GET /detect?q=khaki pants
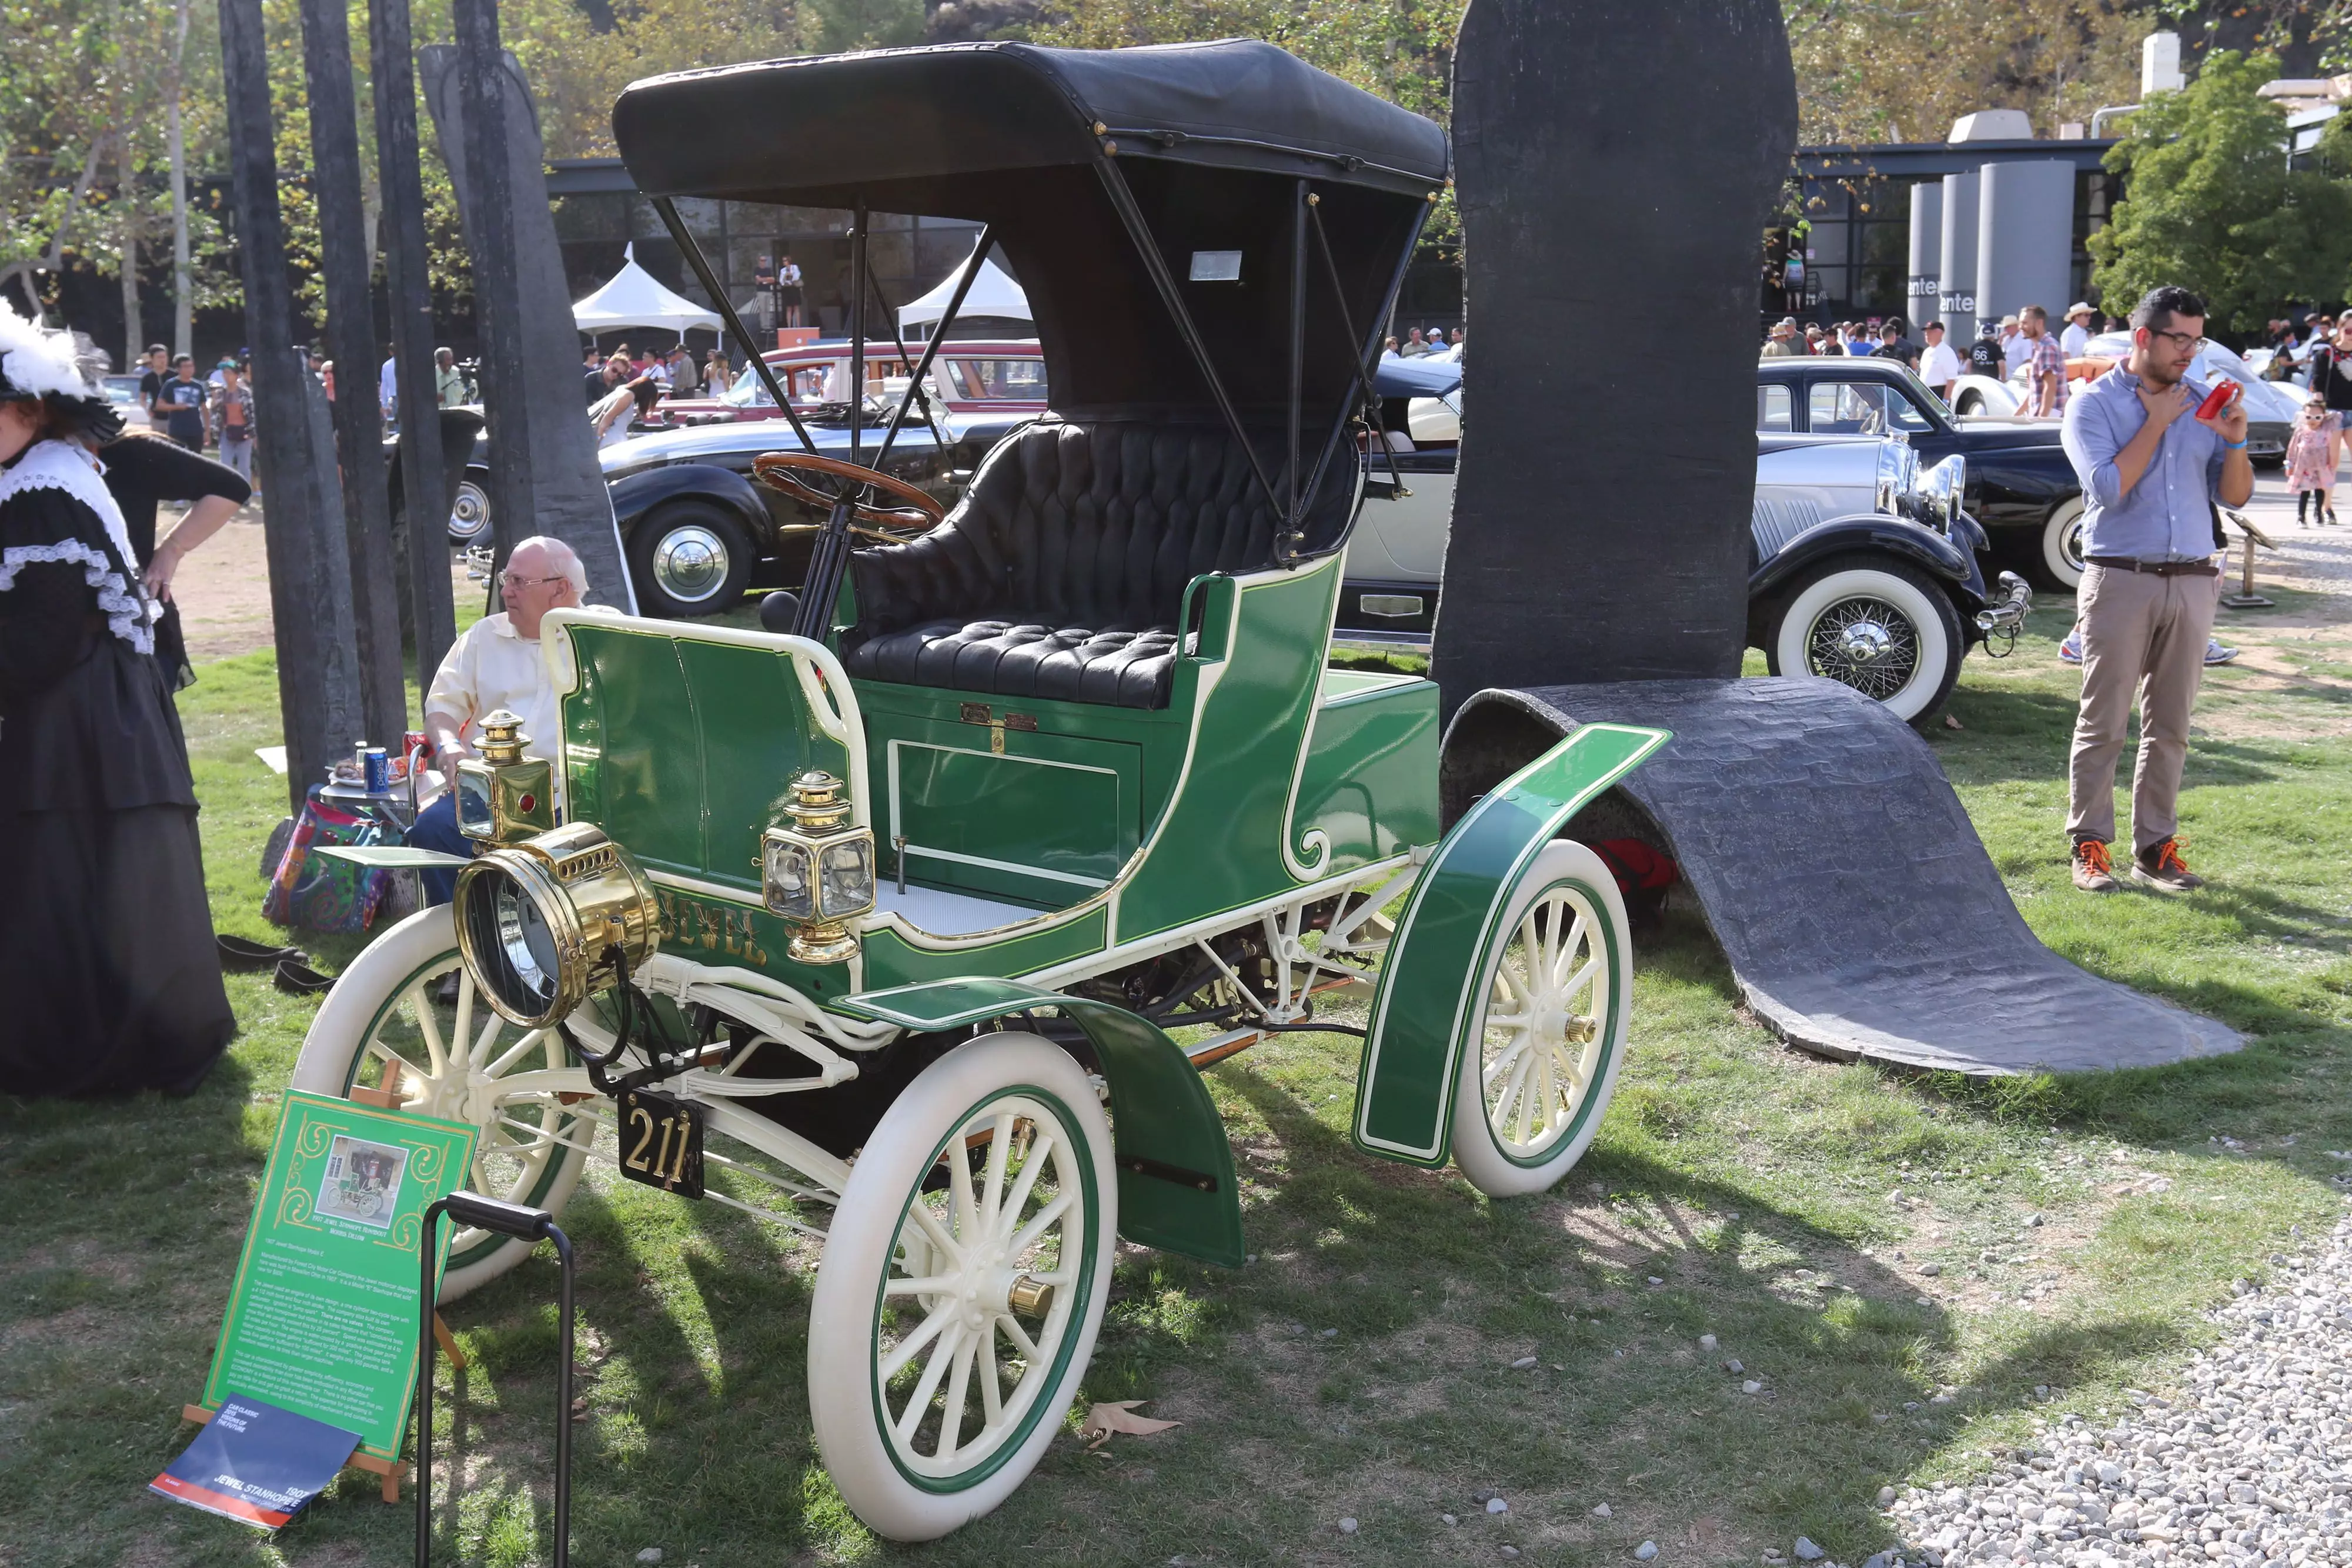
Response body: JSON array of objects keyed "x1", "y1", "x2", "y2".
[{"x1": 2066, "y1": 562, "x2": 2220, "y2": 852}]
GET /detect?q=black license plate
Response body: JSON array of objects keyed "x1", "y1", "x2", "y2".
[{"x1": 617, "y1": 1087, "x2": 705, "y2": 1199}]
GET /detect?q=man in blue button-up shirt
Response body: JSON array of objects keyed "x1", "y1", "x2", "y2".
[{"x1": 2057, "y1": 285, "x2": 2251, "y2": 894}]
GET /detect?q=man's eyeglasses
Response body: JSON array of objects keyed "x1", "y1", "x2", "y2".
[
  {"x1": 2147, "y1": 327, "x2": 2207, "y2": 352},
  {"x1": 499, "y1": 572, "x2": 568, "y2": 591}
]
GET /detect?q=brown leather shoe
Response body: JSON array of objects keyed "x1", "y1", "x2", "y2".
[
  {"x1": 2072, "y1": 837, "x2": 2119, "y2": 892},
  {"x1": 2132, "y1": 838, "x2": 2205, "y2": 893}
]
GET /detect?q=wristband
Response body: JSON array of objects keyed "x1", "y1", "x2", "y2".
[{"x1": 2223, "y1": 439, "x2": 2247, "y2": 450}]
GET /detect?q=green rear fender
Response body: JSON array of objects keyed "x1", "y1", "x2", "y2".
[
  {"x1": 1350, "y1": 723, "x2": 1671, "y2": 1168},
  {"x1": 829, "y1": 978, "x2": 1245, "y2": 1268}
]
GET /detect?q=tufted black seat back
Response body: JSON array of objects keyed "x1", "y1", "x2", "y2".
[{"x1": 842, "y1": 419, "x2": 1291, "y2": 707}]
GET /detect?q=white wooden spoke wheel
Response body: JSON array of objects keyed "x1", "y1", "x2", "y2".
[
  {"x1": 808, "y1": 1034, "x2": 1117, "y2": 1541},
  {"x1": 289, "y1": 906, "x2": 589, "y2": 1300},
  {"x1": 1451, "y1": 841, "x2": 1632, "y2": 1196}
]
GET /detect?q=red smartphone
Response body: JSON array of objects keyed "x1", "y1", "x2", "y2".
[{"x1": 2196, "y1": 382, "x2": 2239, "y2": 421}]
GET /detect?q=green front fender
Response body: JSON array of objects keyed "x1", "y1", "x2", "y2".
[
  {"x1": 1351, "y1": 722, "x2": 1670, "y2": 1168},
  {"x1": 827, "y1": 978, "x2": 1245, "y2": 1268}
]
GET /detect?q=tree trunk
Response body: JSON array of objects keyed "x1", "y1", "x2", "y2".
[
  {"x1": 300, "y1": 0, "x2": 409, "y2": 750},
  {"x1": 219, "y1": 0, "x2": 366, "y2": 812},
  {"x1": 119, "y1": 197, "x2": 141, "y2": 373},
  {"x1": 169, "y1": 0, "x2": 193, "y2": 359}
]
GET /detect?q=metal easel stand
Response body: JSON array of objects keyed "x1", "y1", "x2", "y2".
[
  {"x1": 2221, "y1": 506, "x2": 2277, "y2": 609},
  {"x1": 416, "y1": 1193, "x2": 573, "y2": 1568}
]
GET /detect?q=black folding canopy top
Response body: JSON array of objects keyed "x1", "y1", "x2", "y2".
[
  {"x1": 612, "y1": 39, "x2": 1448, "y2": 503},
  {"x1": 613, "y1": 39, "x2": 1449, "y2": 204}
]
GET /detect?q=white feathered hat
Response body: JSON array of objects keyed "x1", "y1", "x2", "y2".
[{"x1": 0, "y1": 301, "x2": 122, "y2": 440}]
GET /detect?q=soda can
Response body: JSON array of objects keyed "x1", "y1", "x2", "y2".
[{"x1": 362, "y1": 745, "x2": 390, "y2": 794}]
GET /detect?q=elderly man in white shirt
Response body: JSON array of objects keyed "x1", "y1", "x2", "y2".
[{"x1": 406, "y1": 534, "x2": 594, "y2": 904}]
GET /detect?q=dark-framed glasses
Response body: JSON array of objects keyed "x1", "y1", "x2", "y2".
[{"x1": 2148, "y1": 327, "x2": 2207, "y2": 352}]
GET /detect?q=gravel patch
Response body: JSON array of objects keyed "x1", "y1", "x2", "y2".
[{"x1": 1885, "y1": 1213, "x2": 2352, "y2": 1568}]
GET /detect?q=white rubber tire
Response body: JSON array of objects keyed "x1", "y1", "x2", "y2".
[
  {"x1": 289, "y1": 903, "x2": 589, "y2": 1302},
  {"x1": 1768, "y1": 560, "x2": 1962, "y2": 723},
  {"x1": 1450, "y1": 841, "x2": 1633, "y2": 1198},
  {"x1": 2039, "y1": 496, "x2": 2087, "y2": 591},
  {"x1": 808, "y1": 1032, "x2": 1118, "y2": 1542}
]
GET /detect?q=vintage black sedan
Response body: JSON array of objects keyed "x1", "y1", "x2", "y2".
[{"x1": 1756, "y1": 355, "x2": 2087, "y2": 590}]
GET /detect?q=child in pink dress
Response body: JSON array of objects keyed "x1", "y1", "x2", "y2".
[{"x1": 2287, "y1": 396, "x2": 2336, "y2": 525}]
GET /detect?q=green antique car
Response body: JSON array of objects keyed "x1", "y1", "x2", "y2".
[{"x1": 294, "y1": 38, "x2": 1665, "y2": 1540}]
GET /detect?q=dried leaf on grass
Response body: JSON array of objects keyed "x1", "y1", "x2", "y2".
[{"x1": 1083, "y1": 1399, "x2": 1180, "y2": 1450}]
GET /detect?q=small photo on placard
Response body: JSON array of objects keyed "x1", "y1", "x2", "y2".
[
  {"x1": 316, "y1": 1135, "x2": 407, "y2": 1229},
  {"x1": 1188, "y1": 250, "x2": 1242, "y2": 283}
]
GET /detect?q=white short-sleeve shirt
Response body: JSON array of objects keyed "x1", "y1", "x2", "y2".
[{"x1": 423, "y1": 611, "x2": 602, "y2": 801}]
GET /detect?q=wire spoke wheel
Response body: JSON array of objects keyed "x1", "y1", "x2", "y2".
[
  {"x1": 1480, "y1": 885, "x2": 1610, "y2": 1161},
  {"x1": 1451, "y1": 841, "x2": 1632, "y2": 1197},
  {"x1": 875, "y1": 1101, "x2": 1078, "y2": 1477},
  {"x1": 809, "y1": 1033, "x2": 1115, "y2": 1541},
  {"x1": 290, "y1": 908, "x2": 590, "y2": 1298},
  {"x1": 1804, "y1": 594, "x2": 1920, "y2": 698}
]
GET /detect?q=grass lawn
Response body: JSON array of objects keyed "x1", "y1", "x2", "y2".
[{"x1": 5, "y1": 601, "x2": 2351, "y2": 1568}]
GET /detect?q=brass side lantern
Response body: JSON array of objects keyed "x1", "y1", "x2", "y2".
[
  {"x1": 456, "y1": 710, "x2": 557, "y2": 845},
  {"x1": 761, "y1": 770, "x2": 876, "y2": 964}
]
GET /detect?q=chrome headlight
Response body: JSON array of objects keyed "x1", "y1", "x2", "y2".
[
  {"x1": 1902, "y1": 454, "x2": 1967, "y2": 534},
  {"x1": 760, "y1": 770, "x2": 874, "y2": 965},
  {"x1": 454, "y1": 823, "x2": 662, "y2": 1027},
  {"x1": 1872, "y1": 438, "x2": 1918, "y2": 519}
]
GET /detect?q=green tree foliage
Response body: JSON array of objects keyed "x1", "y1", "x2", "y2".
[
  {"x1": 2087, "y1": 50, "x2": 2352, "y2": 333},
  {"x1": 1785, "y1": 0, "x2": 2145, "y2": 145}
]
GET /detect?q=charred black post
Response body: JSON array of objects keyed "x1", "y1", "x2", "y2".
[
  {"x1": 219, "y1": 0, "x2": 363, "y2": 811},
  {"x1": 299, "y1": 0, "x2": 406, "y2": 747},
  {"x1": 369, "y1": 0, "x2": 456, "y2": 688},
  {"x1": 1431, "y1": 0, "x2": 1796, "y2": 713},
  {"x1": 422, "y1": 24, "x2": 635, "y2": 610},
  {"x1": 450, "y1": 0, "x2": 527, "y2": 577}
]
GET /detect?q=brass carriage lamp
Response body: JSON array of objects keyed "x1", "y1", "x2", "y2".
[
  {"x1": 456, "y1": 710, "x2": 557, "y2": 844},
  {"x1": 761, "y1": 770, "x2": 876, "y2": 964}
]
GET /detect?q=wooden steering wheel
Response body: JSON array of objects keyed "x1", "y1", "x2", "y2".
[{"x1": 753, "y1": 451, "x2": 947, "y2": 536}]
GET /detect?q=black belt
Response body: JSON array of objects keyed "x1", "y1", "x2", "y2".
[{"x1": 2086, "y1": 556, "x2": 2219, "y2": 577}]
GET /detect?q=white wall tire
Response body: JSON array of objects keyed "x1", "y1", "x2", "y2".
[
  {"x1": 1766, "y1": 556, "x2": 1962, "y2": 723},
  {"x1": 808, "y1": 1033, "x2": 1117, "y2": 1542},
  {"x1": 289, "y1": 904, "x2": 589, "y2": 1302},
  {"x1": 2037, "y1": 496, "x2": 2086, "y2": 591},
  {"x1": 1450, "y1": 841, "x2": 1632, "y2": 1198}
]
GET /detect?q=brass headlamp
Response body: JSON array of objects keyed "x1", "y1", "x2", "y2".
[
  {"x1": 453, "y1": 822, "x2": 662, "y2": 1028},
  {"x1": 456, "y1": 710, "x2": 556, "y2": 845},
  {"x1": 761, "y1": 770, "x2": 876, "y2": 964}
]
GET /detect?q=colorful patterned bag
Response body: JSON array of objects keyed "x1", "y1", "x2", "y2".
[{"x1": 263, "y1": 787, "x2": 394, "y2": 933}]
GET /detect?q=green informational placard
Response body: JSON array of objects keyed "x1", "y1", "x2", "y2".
[{"x1": 200, "y1": 1092, "x2": 480, "y2": 1461}]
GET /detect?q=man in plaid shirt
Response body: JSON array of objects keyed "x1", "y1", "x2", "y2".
[{"x1": 2022, "y1": 303, "x2": 2067, "y2": 417}]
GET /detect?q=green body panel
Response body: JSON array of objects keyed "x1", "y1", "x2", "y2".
[
  {"x1": 833, "y1": 978, "x2": 1245, "y2": 1266},
  {"x1": 560, "y1": 621, "x2": 850, "y2": 894},
  {"x1": 1110, "y1": 556, "x2": 1345, "y2": 941},
  {"x1": 1294, "y1": 672, "x2": 1442, "y2": 871},
  {"x1": 1351, "y1": 723, "x2": 1672, "y2": 1168},
  {"x1": 880, "y1": 718, "x2": 1143, "y2": 905}
]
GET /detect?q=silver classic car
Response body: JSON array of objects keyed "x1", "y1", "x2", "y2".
[{"x1": 1337, "y1": 366, "x2": 2029, "y2": 723}]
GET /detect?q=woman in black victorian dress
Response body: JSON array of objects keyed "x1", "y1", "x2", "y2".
[{"x1": 0, "y1": 308, "x2": 233, "y2": 1096}]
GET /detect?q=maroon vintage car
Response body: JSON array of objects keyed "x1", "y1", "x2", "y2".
[{"x1": 661, "y1": 336, "x2": 1047, "y2": 424}]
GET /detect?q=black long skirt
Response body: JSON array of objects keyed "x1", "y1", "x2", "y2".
[{"x1": 0, "y1": 797, "x2": 234, "y2": 1097}]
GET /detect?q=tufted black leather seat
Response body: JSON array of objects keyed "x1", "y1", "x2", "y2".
[{"x1": 843, "y1": 419, "x2": 1286, "y2": 708}]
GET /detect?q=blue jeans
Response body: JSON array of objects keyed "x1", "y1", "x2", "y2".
[{"x1": 408, "y1": 792, "x2": 475, "y2": 905}]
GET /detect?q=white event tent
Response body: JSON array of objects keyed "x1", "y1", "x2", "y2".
[
  {"x1": 899, "y1": 250, "x2": 1032, "y2": 339},
  {"x1": 572, "y1": 243, "x2": 722, "y2": 340}
]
